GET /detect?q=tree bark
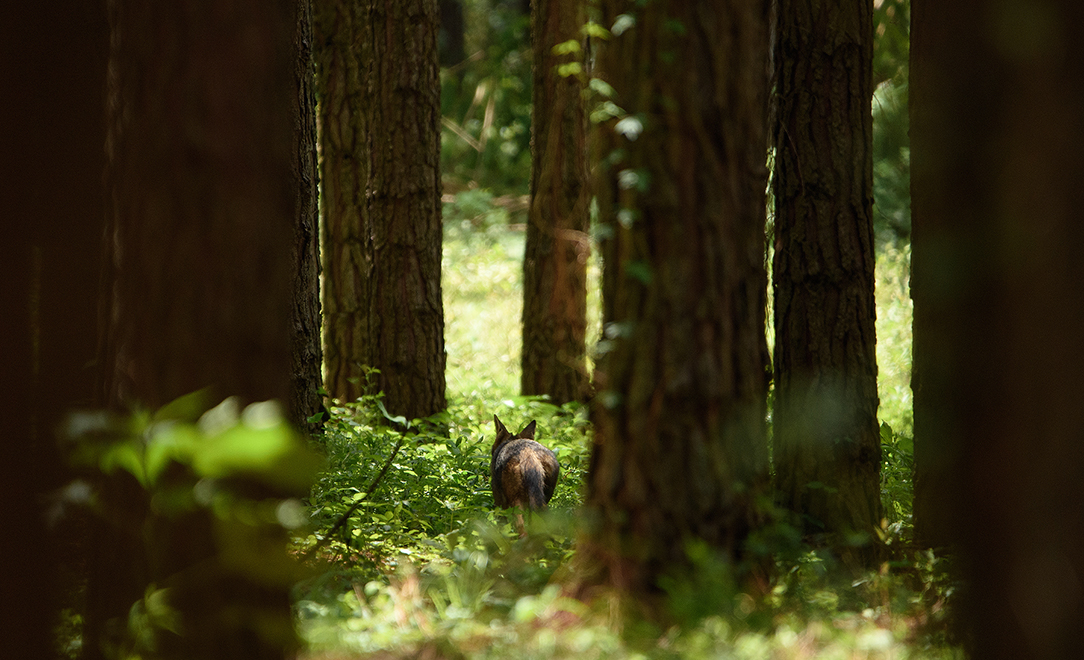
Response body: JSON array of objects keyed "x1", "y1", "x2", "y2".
[
  {"x1": 0, "y1": 1, "x2": 108, "y2": 656},
  {"x1": 316, "y1": 0, "x2": 372, "y2": 405},
  {"x1": 582, "y1": 0, "x2": 771, "y2": 600},
  {"x1": 771, "y1": 0, "x2": 881, "y2": 562},
  {"x1": 94, "y1": 1, "x2": 302, "y2": 657},
  {"x1": 319, "y1": 0, "x2": 447, "y2": 421},
  {"x1": 289, "y1": 0, "x2": 327, "y2": 433},
  {"x1": 912, "y1": 1, "x2": 1084, "y2": 656},
  {"x1": 521, "y1": 0, "x2": 591, "y2": 405}
]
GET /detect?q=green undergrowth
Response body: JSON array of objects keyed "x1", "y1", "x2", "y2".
[{"x1": 294, "y1": 204, "x2": 951, "y2": 658}]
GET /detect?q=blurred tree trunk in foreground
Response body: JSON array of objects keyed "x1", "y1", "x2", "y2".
[
  {"x1": 521, "y1": 0, "x2": 591, "y2": 405},
  {"x1": 92, "y1": 1, "x2": 305, "y2": 657},
  {"x1": 772, "y1": 0, "x2": 882, "y2": 565},
  {"x1": 0, "y1": 1, "x2": 108, "y2": 656},
  {"x1": 318, "y1": 0, "x2": 447, "y2": 421},
  {"x1": 911, "y1": 0, "x2": 1084, "y2": 656},
  {"x1": 581, "y1": 0, "x2": 772, "y2": 604}
]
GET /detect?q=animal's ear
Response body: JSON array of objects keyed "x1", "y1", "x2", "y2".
[
  {"x1": 519, "y1": 420, "x2": 537, "y2": 439},
  {"x1": 494, "y1": 415, "x2": 509, "y2": 441}
]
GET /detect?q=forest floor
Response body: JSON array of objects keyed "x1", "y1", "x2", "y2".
[{"x1": 295, "y1": 207, "x2": 959, "y2": 659}]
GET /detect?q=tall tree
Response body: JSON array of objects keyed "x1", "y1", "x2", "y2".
[
  {"x1": 290, "y1": 0, "x2": 327, "y2": 432},
  {"x1": 771, "y1": 0, "x2": 881, "y2": 561},
  {"x1": 1, "y1": 1, "x2": 108, "y2": 655},
  {"x1": 581, "y1": 0, "x2": 772, "y2": 599},
  {"x1": 911, "y1": 1, "x2": 1084, "y2": 655},
  {"x1": 316, "y1": 0, "x2": 370, "y2": 406},
  {"x1": 317, "y1": 0, "x2": 447, "y2": 421},
  {"x1": 91, "y1": 1, "x2": 306, "y2": 657},
  {"x1": 521, "y1": 0, "x2": 591, "y2": 404}
]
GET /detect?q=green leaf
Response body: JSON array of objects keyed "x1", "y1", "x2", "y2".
[
  {"x1": 612, "y1": 13, "x2": 635, "y2": 36},
  {"x1": 557, "y1": 62, "x2": 583, "y2": 78},
  {"x1": 588, "y1": 77, "x2": 616, "y2": 98},
  {"x1": 582, "y1": 21, "x2": 610, "y2": 40},
  {"x1": 551, "y1": 39, "x2": 581, "y2": 55}
]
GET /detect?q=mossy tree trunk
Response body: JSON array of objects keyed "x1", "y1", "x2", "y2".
[
  {"x1": 582, "y1": 0, "x2": 772, "y2": 600},
  {"x1": 521, "y1": 0, "x2": 591, "y2": 405},
  {"x1": 318, "y1": 0, "x2": 447, "y2": 421},
  {"x1": 771, "y1": 0, "x2": 881, "y2": 563}
]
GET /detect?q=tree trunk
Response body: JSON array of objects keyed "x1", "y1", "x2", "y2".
[
  {"x1": 771, "y1": 0, "x2": 881, "y2": 562},
  {"x1": 911, "y1": 1, "x2": 1084, "y2": 656},
  {"x1": 290, "y1": 0, "x2": 326, "y2": 432},
  {"x1": 361, "y1": 0, "x2": 447, "y2": 421},
  {"x1": 0, "y1": 2, "x2": 108, "y2": 656},
  {"x1": 316, "y1": 0, "x2": 372, "y2": 405},
  {"x1": 582, "y1": 0, "x2": 771, "y2": 600},
  {"x1": 521, "y1": 0, "x2": 591, "y2": 405},
  {"x1": 94, "y1": 1, "x2": 302, "y2": 657},
  {"x1": 319, "y1": 0, "x2": 447, "y2": 421},
  {"x1": 438, "y1": 0, "x2": 466, "y2": 67},
  {"x1": 908, "y1": 0, "x2": 952, "y2": 553}
]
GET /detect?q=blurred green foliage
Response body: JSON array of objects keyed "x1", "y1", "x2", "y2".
[
  {"x1": 441, "y1": 0, "x2": 533, "y2": 194},
  {"x1": 873, "y1": 0, "x2": 911, "y2": 244},
  {"x1": 59, "y1": 394, "x2": 322, "y2": 659}
]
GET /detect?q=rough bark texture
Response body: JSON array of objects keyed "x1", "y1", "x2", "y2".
[
  {"x1": 290, "y1": 0, "x2": 327, "y2": 432},
  {"x1": 318, "y1": 0, "x2": 447, "y2": 421},
  {"x1": 521, "y1": 0, "x2": 591, "y2": 404},
  {"x1": 95, "y1": 1, "x2": 301, "y2": 657},
  {"x1": 0, "y1": 2, "x2": 107, "y2": 655},
  {"x1": 316, "y1": 0, "x2": 372, "y2": 405},
  {"x1": 583, "y1": 0, "x2": 771, "y2": 598},
  {"x1": 771, "y1": 0, "x2": 881, "y2": 559},
  {"x1": 911, "y1": 1, "x2": 1084, "y2": 656}
]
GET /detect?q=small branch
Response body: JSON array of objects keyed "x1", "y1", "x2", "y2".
[{"x1": 302, "y1": 435, "x2": 406, "y2": 562}]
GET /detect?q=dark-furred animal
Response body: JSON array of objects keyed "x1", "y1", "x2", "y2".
[{"x1": 490, "y1": 415, "x2": 559, "y2": 511}]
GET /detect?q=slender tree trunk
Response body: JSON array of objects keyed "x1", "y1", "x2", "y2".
[
  {"x1": 772, "y1": 0, "x2": 881, "y2": 562},
  {"x1": 94, "y1": 1, "x2": 301, "y2": 657},
  {"x1": 291, "y1": 0, "x2": 326, "y2": 432},
  {"x1": 521, "y1": 0, "x2": 591, "y2": 405},
  {"x1": 316, "y1": 0, "x2": 372, "y2": 405},
  {"x1": 1, "y1": 2, "x2": 108, "y2": 655},
  {"x1": 912, "y1": 1, "x2": 1084, "y2": 656},
  {"x1": 319, "y1": 0, "x2": 447, "y2": 421},
  {"x1": 582, "y1": 0, "x2": 771, "y2": 601}
]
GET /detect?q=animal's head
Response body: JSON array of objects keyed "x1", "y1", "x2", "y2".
[{"x1": 492, "y1": 414, "x2": 536, "y2": 457}]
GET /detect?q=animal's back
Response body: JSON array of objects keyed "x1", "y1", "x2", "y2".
[{"x1": 492, "y1": 438, "x2": 559, "y2": 510}]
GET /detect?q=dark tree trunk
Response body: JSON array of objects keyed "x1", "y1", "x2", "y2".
[
  {"x1": 771, "y1": 0, "x2": 881, "y2": 562},
  {"x1": 362, "y1": 0, "x2": 447, "y2": 421},
  {"x1": 318, "y1": 0, "x2": 447, "y2": 421},
  {"x1": 521, "y1": 0, "x2": 591, "y2": 405},
  {"x1": 289, "y1": 0, "x2": 327, "y2": 433},
  {"x1": 582, "y1": 0, "x2": 771, "y2": 600},
  {"x1": 910, "y1": 0, "x2": 1084, "y2": 654},
  {"x1": 0, "y1": 1, "x2": 108, "y2": 656},
  {"x1": 911, "y1": 1, "x2": 1084, "y2": 656},
  {"x1": 908, "y1": 0, "x2": 953, "y2": 553},
  {"x1": 93, "y1": 1, "x2": 302, "y2": 658},
  {"x1": 316, "y1": 0, "x2": 372, "y2": 405},
  {"x1": 438, "y1": 0, "x2": 466, "y2": 67}
]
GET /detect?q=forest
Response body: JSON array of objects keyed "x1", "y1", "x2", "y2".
[{"x1": 3, "y1": 0, "x2": 1083, "y2": 658}]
